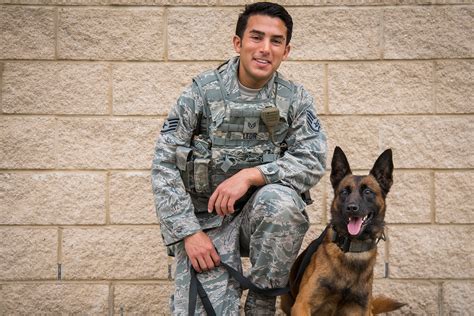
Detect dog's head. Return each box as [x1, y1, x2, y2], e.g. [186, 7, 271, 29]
[330, 146, 393, 240]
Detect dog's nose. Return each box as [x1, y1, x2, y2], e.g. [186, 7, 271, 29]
[346, 204, 359, 212]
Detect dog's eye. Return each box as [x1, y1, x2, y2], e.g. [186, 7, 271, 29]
[363, 188, 373, 195]
[340, 188, 350, 196]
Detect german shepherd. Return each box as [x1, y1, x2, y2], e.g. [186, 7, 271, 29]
[281, 146, 405, 315]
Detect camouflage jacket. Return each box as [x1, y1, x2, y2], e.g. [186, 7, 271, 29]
[151, 57, 327, 247]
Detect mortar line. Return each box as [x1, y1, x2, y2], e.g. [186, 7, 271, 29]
[54, 116, 59, 169]
[57, 226, 63, 281]
[108, 63, 114, 115]
[430, 170, 436, 224]
[438, 282, 444, 315]
[106, 171, 111, 225]
[379, 7, 385, 60]
[323, 64, 329, 114]
[0, 58, 472, 64]
[3, 112, 472, 119]
[54, 7, 59, 60]
[109, 282, 114, 316]
[433, 60, 438, 114]
[163, 7, 169, 62]
[0, 62, 4, 114]
[57, 226, 63, 265]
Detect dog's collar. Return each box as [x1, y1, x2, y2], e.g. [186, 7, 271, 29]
[330, 226, 385, 253]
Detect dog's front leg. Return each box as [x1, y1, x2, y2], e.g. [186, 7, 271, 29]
[290, 301, 312, 316]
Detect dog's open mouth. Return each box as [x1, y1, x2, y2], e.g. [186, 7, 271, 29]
[347, 213, 373, 236]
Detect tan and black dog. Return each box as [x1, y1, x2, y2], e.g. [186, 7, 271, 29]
[281, 146, 405, 315]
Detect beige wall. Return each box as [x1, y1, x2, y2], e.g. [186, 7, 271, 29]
[0, 0, 473, 314]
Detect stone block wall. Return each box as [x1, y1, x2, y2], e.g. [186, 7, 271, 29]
[0, 1, 472, 314]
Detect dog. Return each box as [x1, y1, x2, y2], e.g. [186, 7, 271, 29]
[280, 146, 405, 315]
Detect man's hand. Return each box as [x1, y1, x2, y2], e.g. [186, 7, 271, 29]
[208, 167, 265, 216]
[184, 231, 220, 273]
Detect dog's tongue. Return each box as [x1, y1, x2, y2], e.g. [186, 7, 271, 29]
[348, 217, 363, 236]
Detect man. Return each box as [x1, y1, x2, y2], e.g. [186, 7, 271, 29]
[151, 2, 327, 315]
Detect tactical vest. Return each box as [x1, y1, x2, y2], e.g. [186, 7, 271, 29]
[176, 68, 296, 206]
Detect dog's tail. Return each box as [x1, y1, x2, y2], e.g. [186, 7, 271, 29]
[372, 295, 406, 314]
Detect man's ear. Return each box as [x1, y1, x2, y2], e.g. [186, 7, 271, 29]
[283, 44, 291, 60]
[233, 35, 242, 54]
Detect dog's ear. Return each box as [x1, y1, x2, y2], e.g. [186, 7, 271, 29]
[370, 149, 394, 196]
[330, 146, 352, 189]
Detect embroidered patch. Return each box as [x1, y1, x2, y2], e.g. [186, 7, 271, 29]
[160, 118, 179, 134]
[306, 110, 321, 133]
[243, 117, 259, 134]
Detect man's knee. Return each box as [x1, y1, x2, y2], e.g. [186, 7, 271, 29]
[251, 184, 307, 222]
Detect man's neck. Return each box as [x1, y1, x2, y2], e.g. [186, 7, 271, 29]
[238, 80, 261, 99]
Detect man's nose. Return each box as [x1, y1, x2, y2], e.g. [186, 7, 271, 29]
[259, 38, 271, 54]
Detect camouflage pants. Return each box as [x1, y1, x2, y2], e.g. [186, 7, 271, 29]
[170, 184, 309, 316]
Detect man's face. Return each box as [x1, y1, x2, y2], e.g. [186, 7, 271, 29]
[233, 14, 291, 89]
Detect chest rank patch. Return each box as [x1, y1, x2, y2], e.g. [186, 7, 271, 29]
[243, 117, 260, 134]
[306, 110, 321, 133]
[161, 117, 179, 134]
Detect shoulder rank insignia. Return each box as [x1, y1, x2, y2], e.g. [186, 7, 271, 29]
[161, 118, 179, 134]
[306, 110, 321, 133]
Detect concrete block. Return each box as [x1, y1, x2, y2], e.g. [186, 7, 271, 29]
[435, 60, 474, 114]
[112, 62, 216, 115]
[167, 8, 239, 60]
[56, 118, 162, 169]
[0, 117, 56, 169]
[0, 283, 109, 314]
[0, 172, 106, 225]
[384, 7, 473, 59]
[278, 62, 325, 114]
[388, 225, 474, 278]
[58, 8, 164, 60]
[305, 180, 326, 225]
[442, 281, 474, 315]
[379, 116, 474, 169]
[0, 6, 55, 59]
[386, 171, 432, 224]
[2, 62, 109, 115]
[373, 279, 439, 315]
[109, 172, 157, 224]
[328, 62, 434, 114]
[62, 227, 167, 279]
[0, 228, 57, 280]
[114, 282, 174, 314]
[435, 171, 473, 224]
[323, 117, 381, 170]
[289, 8, 381, 60]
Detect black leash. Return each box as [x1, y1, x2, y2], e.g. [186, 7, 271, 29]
[189, 261, 290, 315]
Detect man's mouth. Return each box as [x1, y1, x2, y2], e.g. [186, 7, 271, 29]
[254, 58, 271, 65]
[347, 213, 373, 236]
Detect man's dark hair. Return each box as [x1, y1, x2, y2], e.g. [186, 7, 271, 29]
[235, 2, 293, 45]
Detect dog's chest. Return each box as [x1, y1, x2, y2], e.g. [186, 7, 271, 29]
[317, 272, 370, 309]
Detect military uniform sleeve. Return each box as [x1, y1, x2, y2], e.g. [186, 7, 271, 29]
[257, 85, 327, 193]
[151, 83, 203, 246]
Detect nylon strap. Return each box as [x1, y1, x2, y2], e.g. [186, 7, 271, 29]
[188, 261, 290, 315]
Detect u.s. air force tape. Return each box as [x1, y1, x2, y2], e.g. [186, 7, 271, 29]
[161, 117, 179, 134]
[306, 110, 321, 133]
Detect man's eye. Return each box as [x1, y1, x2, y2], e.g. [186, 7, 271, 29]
[272, 39, 283, 45]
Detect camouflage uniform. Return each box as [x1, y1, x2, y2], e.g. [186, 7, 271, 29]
[151, 57, 327, 315]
